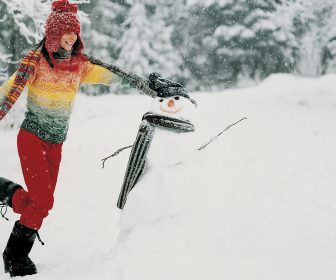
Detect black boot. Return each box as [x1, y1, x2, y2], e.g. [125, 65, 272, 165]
[3, 221, 38, 277]
[0, 177, 23, 207]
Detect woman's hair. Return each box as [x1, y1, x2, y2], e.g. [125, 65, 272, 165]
[35, 36, 82, 68]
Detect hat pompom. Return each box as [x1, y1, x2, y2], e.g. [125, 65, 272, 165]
[52, 0, 78, 13]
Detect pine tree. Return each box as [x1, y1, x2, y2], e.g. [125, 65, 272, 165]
[84, 0, 128, 61]
[117, 0, 182, 79]
[319, 1, 336, 74]
[0, 53, 11, 82]
[291, 0, 336, 76]
[0, 3, 11, 82]
[174, 0, 298, 89]
[81, 0, 129, 95]
[292, 0, 323, 76]
[0, 1, 38, 75]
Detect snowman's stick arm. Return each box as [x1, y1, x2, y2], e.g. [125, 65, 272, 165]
[197, 117, 247, 151]
[101, 145, 133, 169]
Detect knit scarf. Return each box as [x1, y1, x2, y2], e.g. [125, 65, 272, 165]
[52, 48, 72, 59]
[117, 112, 195, 209]
[0, 47, 41, 120]
[0, 48, 157, 120]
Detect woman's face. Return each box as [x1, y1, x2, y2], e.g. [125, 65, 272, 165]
[60, 32, 78, 51]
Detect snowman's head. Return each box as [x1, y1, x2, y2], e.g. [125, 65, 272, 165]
[147, 72, 197, 120]
[151, 95, 196, 121]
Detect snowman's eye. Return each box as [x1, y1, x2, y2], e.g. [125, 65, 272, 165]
[159, 99, 164, 102]
[174, 96, 180, 100]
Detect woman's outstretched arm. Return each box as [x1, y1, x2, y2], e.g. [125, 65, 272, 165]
[80, 56, 157, 98]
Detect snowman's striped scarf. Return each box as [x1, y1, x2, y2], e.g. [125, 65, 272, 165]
[117, 112, 195, 209]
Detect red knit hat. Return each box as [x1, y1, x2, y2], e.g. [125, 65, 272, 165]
[45, 0, 85, 55]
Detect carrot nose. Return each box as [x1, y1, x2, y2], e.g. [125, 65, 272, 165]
[168, 99, 175, 108]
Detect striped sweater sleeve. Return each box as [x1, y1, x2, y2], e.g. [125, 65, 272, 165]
[0, 72, 17, 120]
[0, 69, 36, 120]
[0, 48, 39, 120]
[81, 61, 113, 85]
[80, 60, 135, 87]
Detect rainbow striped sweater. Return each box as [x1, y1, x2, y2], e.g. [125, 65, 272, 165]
[0, 55, 126, 143]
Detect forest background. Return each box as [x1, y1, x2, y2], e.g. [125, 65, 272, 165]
[0, 0, 335, 93]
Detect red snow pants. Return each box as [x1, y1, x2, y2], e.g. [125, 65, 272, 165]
[12, 129, 62, 230]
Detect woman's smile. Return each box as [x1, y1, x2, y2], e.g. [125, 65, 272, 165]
[60, 32, 78, 51]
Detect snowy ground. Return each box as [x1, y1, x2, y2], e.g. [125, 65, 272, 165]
[1, 73, 336, 279]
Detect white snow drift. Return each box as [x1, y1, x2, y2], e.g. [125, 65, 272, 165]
[0, 73, 336, 280]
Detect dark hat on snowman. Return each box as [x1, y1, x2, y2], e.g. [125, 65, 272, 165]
[148, 73, 197, 106]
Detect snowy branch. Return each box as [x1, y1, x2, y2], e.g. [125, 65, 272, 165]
[0, 14, 7, 23]
[0, 53, 12, 64]
[0, 53, 12, 79]
[1, 0, 52, 43]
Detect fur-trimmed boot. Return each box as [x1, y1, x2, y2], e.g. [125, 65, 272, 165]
[3, 221, 38, 277]
[0, 177, 23, 208]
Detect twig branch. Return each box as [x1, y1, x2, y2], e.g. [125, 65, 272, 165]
[101, 145, 133, 169]
[101, 118, 247, 168]
[197, 117, 247, 151]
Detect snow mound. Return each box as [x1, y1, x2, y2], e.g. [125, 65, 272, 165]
[1, 74, 335, 279]
[107, 74, 336, 280]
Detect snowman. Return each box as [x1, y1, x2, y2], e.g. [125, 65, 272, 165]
[118, 73, 198, 229]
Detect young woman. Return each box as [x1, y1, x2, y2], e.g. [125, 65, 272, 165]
[0, 0, 160, 277]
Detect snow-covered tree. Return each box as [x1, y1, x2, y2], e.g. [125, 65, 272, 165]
[319, 1, 336, 74]
[0, 53, 12, 82]
[117, 0, 182, 79]
[289, 0, 336, 76]
[174, 0, 298, 90]
[1, 0, 51, 44]
[1, 0, 335, 94]
[0, 1, 30, 75]
[270, 0, 300, 75]
[80, 0, 128, 95]
[291, 0, 323, 76]
[84, 0, 127, 61]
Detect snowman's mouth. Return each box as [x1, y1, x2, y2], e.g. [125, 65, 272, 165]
[159, 105, 182, 114]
